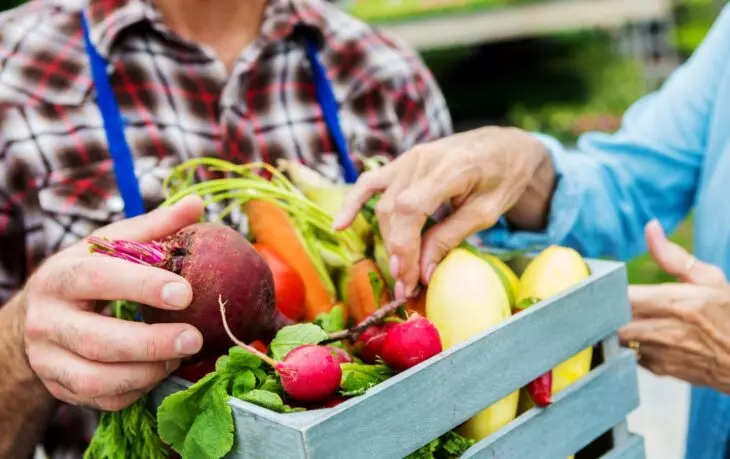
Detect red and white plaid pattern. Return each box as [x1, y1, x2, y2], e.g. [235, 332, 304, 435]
[0, 0, 452, 304]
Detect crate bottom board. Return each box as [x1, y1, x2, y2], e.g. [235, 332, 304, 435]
[462, 349, 642, 459]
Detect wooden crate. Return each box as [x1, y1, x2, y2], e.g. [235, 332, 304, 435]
[152, 256, 645, 459]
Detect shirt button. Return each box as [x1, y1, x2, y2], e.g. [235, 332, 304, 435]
[106, 196, 125, 213]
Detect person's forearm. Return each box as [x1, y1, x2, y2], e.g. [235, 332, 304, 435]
[0, 293, 56, 459]
[505, 139, 556, 232]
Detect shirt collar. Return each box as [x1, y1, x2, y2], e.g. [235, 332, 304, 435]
[83, 0, 326, 59]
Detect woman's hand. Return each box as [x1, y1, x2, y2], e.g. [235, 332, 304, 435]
[619, 220, 730, 392]
[22, 196, 206, 411]
[334, 127, 553, 299]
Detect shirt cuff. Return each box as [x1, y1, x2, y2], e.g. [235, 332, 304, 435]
[477, 132, 583, 251]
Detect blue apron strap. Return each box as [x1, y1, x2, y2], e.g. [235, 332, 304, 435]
[303, 36, 359, 184]
[80, 13, 145, 218]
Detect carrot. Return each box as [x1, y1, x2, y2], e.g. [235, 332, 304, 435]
[346, 259, 390, 323]
[244, 199, 335, 321]
[406, 290, 427, 317]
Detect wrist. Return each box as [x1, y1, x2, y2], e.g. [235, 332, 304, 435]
[504, 133, 556, 231]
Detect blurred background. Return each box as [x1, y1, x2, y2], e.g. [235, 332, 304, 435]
[0, 0, 724, 457]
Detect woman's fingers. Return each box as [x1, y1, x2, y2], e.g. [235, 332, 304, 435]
[645, 219, 727, 287]
[333, 167, 394, 230]
[420, 199, 499, 284]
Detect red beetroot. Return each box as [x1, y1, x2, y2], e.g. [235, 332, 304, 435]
[355, 323, 395, 364]
[173, 355, 218, 383]
[379, 314, 442, 371]
[219, 298, 342, 403]
[527, 371, 553, 407]
[88, 222, 292, 359]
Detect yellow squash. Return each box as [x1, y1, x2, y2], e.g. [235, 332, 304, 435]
[516, 246, 592, 459]
[479, 252, 520, 309]
[426, 248, 519, 441]
[516, 246, 591, 459]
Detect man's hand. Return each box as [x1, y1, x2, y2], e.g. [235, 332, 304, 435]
[23, 195, 206, 411]
[619, 220, 730, 392]
[334, 127, 553, 299]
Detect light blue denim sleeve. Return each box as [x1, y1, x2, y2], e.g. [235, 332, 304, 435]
[480, 5, 730, 260]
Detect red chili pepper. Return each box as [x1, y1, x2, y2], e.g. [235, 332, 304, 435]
[527, 371, 553, 407]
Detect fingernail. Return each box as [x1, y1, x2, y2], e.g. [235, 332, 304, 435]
[162, 282, 192, 309]
[425, 263, 436, 284]
[395, 281, 405, 301]
[332, 213, 346, 230]
[165, 359, 181, 373]
[390, 256, 400, 277]
[175, 330, 202, 355]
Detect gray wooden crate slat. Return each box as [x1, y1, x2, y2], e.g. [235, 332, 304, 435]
[600, 435, 646, 459]
[461, 350, 639, 459]
[299, 260, 631, 459]
[151, 258, 639, 459]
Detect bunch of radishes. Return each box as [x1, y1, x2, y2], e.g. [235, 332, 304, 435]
[89, 222, 443, 405]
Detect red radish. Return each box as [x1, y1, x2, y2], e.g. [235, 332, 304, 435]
[329, 346, 353, 364]
[88, 223, 292, 359]
[219, 297, 341, 402]
[527, 371, 553, 407]
[379, 314, 442, 371]
[355, 323, 395, 364]
[253, 243, 307, 321]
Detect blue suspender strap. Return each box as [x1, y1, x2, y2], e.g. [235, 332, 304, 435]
[80, 12, 145, 218]
[303, 36, 359, 184]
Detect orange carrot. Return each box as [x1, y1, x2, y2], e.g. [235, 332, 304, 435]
[406, 290, 427, 317]
[244, 199, 334, 321]
[346, 259, 390, 323]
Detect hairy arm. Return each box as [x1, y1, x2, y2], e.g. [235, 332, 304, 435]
[0, 293, 56, 459]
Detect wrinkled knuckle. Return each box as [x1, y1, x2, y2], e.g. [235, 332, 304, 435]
[145, 334, 162, 361]
[394, 193, 423, 216]
[136, 275, 159, 307]
[24, 307, 49, 342]
[375, 199, 393, 218]
[73, 374, 104, 399]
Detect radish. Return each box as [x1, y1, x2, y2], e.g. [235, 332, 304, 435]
[329, 346, 353, 364]
[379, 314, 442, 371]
[219, 298, 342, 402]
[88, 222, 292, 359]
[354, 323, 395, 364]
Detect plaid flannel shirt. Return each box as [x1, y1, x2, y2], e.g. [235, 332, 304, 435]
[0, 0, 452, 306]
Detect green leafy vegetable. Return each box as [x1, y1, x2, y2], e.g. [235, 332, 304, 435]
[84, 301, 168, 459]
[269, 323, 329, 361]
[339, 363, 393, 397]
[314, 304, 346, 333]
[241, 390, 286, 411]
[230, 370, 257, 398]
[368, 271, 384, 308]
[157, 373, 232, 459]
[406, 431, 476, 459]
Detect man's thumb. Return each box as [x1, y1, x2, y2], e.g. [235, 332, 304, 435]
[645, 219, 726, 287]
